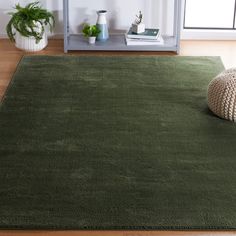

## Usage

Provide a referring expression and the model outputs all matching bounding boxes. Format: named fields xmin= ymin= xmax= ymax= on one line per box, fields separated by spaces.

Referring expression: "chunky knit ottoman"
xmin=208 ymin=68 xmax=236 ymax=122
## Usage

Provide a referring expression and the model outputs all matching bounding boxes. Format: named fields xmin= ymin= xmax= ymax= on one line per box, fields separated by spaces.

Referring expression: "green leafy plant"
xmin=6 ymin=2 xmax=55 ymax=44
xmin=82 ymin=24 xmax=101 ymax=37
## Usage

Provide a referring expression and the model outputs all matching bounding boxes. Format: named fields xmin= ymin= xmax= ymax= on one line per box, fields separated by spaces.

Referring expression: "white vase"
xmin=15 ymin=31 xmax=48 ymax=52
xmin=96 ymin=10 xmax=109 ymax=41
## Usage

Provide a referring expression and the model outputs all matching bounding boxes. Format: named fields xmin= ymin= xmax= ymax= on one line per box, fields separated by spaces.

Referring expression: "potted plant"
xmin=82 ymin=24 xmax=101 ymax=44
xmin=6 ymin=2 xmax=55 ymax=52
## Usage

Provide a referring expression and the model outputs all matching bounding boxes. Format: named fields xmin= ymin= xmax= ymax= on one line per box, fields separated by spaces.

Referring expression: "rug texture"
xmin=0 ymin=55 xmax=236 ymax=230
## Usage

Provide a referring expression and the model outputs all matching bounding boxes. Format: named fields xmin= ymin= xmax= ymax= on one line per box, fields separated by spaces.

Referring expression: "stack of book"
xmin=125 ymin=28 xmax=163 ymax=46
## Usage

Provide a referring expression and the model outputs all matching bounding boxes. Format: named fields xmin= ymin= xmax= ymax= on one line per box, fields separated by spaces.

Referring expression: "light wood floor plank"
xmin=0 ymin=231 xmax=236 ymax=236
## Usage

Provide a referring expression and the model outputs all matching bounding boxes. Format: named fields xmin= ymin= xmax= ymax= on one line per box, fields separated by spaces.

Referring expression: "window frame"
xmin=183 ymin=0 xmax=236 ymax=30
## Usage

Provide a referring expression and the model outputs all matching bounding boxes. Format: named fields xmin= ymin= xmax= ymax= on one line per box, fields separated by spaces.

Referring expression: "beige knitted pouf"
xmin=208 ymin=68 xmax=236 ymax=122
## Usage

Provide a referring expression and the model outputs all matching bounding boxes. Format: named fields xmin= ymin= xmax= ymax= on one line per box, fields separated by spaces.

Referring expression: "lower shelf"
xmin=64 ymin=34 xmax=179 ymax=53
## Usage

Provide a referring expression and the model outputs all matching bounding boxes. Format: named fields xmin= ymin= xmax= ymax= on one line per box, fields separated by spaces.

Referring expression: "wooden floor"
xmin=1 ymin=39 xmax=236 ymax=236
xmin=1 ymin=231 xmax=236 ymax=236
xmin=1 ymin=39 xmax=236 ymax=100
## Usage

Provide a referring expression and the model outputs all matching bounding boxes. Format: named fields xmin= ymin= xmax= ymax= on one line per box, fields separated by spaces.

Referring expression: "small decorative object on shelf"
xmin=125 ymin=27 xmax=162 ymax=46
xmin=82 ymin=24 xmax=101 ymax=45
xmin=131 ymin=11 xmax=145 ymax=34
xmin=96 ymin=10 xmax=109 ymax=41
xmin=6 ymin=2 xmax=55 ymax=52
xmin=126 ymin=28 xmax=160 ymax=40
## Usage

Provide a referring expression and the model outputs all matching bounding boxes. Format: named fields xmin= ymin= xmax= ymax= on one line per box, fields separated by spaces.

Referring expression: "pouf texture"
xmin=208 ymin=68 xmax=236 ymax=122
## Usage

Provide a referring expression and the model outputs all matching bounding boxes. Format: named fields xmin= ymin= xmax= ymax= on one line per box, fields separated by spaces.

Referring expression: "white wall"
xmin=0 ymin=0 xmax=174 ymax=37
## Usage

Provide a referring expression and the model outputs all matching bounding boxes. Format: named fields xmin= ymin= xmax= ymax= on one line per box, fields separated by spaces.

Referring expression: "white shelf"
xmin=66 ymin=34 xmax=178 ymax=51
xmin=63 ymin=0 xmax=182 ymax=53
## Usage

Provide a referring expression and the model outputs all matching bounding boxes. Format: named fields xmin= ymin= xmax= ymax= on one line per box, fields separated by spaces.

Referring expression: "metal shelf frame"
xmin=63 ymin=0 xmax=182 ymax=53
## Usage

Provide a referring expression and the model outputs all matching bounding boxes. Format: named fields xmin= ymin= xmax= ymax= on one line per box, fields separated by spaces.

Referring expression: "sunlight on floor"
xmin=180 ymin=40 xmax=236 ymax=69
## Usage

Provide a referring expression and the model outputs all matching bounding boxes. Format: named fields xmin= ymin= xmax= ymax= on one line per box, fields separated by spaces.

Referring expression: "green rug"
xmin=0 ymin=55 xmax=236 ymax=230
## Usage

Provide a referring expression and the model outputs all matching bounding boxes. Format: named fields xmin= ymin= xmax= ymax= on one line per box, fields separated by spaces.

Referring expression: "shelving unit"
xmin=63 ymin=0 xmax=182 ymax=53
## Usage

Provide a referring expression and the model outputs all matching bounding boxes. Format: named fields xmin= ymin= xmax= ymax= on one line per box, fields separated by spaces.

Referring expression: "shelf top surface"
xmin=66 ymin=34 xmax=177 ymax=51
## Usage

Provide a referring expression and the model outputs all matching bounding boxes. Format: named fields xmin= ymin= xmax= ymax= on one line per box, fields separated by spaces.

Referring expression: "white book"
xmin=125 ymin=35 xmax=164 ymax=46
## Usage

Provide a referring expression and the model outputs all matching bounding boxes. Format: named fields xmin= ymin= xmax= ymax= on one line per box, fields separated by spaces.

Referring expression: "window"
xmin=184 ymin=0 xmax=236 ymax=30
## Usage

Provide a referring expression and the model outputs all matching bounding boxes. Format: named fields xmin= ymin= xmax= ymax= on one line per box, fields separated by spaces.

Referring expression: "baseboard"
xmin=0 ymin=34 xmax=7 ymax=38
xmin=181 ymin=29 xmax=236 ymax=40
xmin=49 ymin=34 xmax=64 ymax=39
